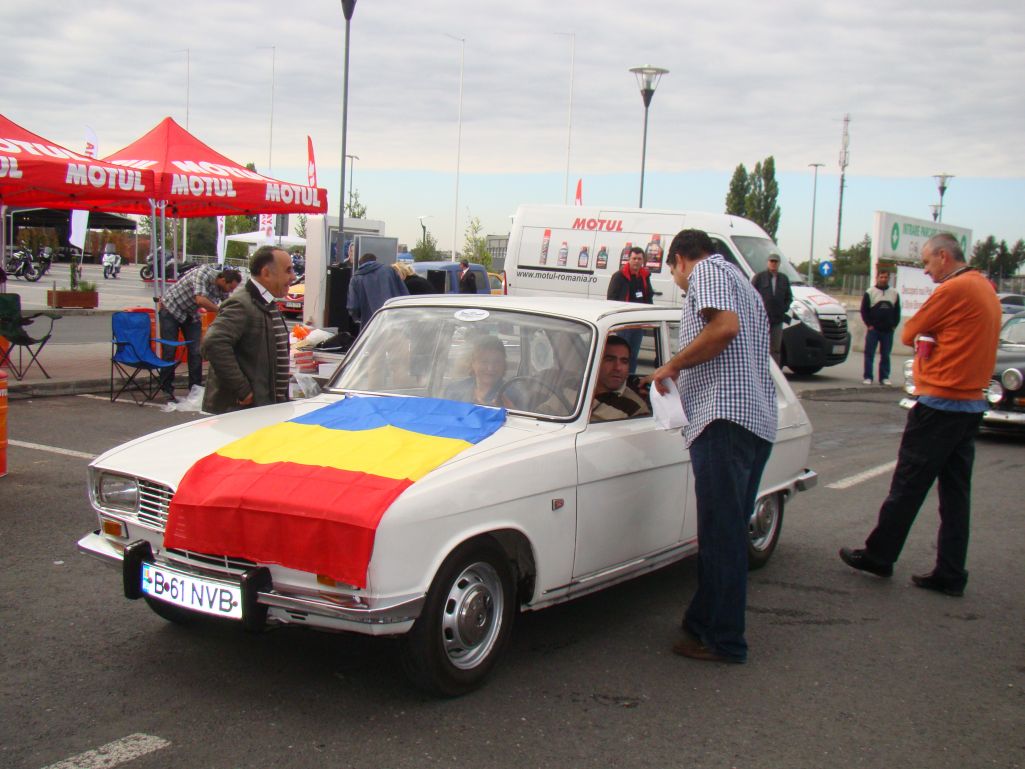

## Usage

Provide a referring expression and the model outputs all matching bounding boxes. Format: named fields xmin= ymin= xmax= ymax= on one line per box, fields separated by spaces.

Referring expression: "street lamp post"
xmin=629 ymin=65 xmax=668 ymax=208
xmin=929 ymin=204 xmax=942 ymax=222
xmin=345 ymin=154 xmax=359 ymax=215
xmin=445 ymin=34 xmax=465 ymax=261
xmin=933 ymin=173 xmax=954 ymax=223
xmin=808 ymin=162 xmax=824 ymax=284
xmin=338 ymin=0 xmax=357 ymax=262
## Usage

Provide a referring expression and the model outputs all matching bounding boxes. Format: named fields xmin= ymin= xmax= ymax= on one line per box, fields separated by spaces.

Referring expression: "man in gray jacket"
xmin=201 ymin=246 xmax=295 ymax=414
xmin=347 ymin=253 xmax=408 ymax=333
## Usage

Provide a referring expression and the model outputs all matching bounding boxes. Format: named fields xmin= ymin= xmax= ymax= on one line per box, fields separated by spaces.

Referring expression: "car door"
xmin=572 ymin=322 xmax=691 ymax=580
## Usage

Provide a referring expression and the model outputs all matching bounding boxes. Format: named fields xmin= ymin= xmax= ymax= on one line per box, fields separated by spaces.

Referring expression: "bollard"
xmin=0 ymin=370 xmax=8 ymax=478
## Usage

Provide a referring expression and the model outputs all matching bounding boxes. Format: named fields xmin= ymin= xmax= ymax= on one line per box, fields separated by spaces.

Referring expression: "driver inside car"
xmin=589 ymin=334 xmax=651 ymax=422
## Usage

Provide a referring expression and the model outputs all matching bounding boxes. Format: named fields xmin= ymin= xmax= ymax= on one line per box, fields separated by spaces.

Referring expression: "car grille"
xmin=820 ymin=315 xmax=848 ymax=343
xmin=137 ymin=480 xmax=173 ymax=529
xmin=165 ymin=548 xmax=258 ymax=575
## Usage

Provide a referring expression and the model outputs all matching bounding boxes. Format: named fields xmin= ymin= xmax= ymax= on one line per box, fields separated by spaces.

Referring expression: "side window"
xmin=591 ymin=325 xmax=659 ymax=423
xmin=710 ymin=237 xmax=742 ymax=271
xmin=667 ymin=320 xmax=681 ymax=356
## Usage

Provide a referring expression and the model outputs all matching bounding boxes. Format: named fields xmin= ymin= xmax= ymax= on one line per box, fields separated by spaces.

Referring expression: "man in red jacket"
xmin=606 ymin=246 xmax=654 ymax=373
xmin=839 ymin=233 xmax=1001 ymax=596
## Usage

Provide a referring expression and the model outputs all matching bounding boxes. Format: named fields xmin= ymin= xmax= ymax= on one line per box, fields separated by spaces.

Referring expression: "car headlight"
xmin=986 ymin=380 xmax=1004 ymax=405
xmin=1001 ymin=367 xmax=1023 ymax=392
xmin=789 ymin=300 xmax=821 ymax=333
xmin=97 ymin=473 xmax=139 ymax=512
xmin=903 ymin=359 xmax=915 ymax=394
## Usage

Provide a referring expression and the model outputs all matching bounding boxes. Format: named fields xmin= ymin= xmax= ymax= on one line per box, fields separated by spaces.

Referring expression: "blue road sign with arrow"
xmin=819 ymin=261 xmax=834 ymax=277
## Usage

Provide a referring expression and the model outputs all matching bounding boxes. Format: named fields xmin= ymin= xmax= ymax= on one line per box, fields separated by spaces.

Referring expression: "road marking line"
xmin=76 ymin=394 xmax=163 ymax=409
xmin=40 ymin=733 xmax=170 ymax=769
xmin=8 ymin=440 xmax=96 ymax=460
xmin=826 ymin=460 xmax=897 ymax=490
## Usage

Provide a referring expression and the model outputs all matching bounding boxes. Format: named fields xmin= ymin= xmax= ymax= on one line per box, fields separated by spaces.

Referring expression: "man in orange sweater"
xmin=839 ymin=233 xmax=1001 ymax=596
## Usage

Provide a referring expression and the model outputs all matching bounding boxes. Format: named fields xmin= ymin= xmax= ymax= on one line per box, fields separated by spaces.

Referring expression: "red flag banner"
xmin=164 ymin=397 xmax=506 ymax=588
xmin=306 ymin=136 xmax=317 ymax=188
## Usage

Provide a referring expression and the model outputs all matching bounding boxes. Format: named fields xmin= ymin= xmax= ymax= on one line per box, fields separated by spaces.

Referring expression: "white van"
xmin=505 ymin=204 xmax=850 ymax=374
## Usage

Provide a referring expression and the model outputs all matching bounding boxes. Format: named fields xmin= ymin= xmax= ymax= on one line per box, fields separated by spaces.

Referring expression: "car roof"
xmin=382 ymin=294 xmax=679 ymax=323
xmin=412 ymin=261 xmax=487 ymax=271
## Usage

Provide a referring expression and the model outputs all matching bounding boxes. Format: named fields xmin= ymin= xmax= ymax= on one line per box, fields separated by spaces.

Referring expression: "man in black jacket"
xmin=860 ymin=270 xmax=901 ymax=385
xmin=458 ymin=259 xmax=477 ymax=293
xmin=606 ymin=246 xmax=654 ymax=373
xmin=751 ymin=254 xmax=792 ymax=365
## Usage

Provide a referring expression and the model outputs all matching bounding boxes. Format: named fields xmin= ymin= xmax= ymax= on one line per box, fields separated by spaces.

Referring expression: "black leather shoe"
xmin=671 ymin=635 xmax=744 ymax=664
xmin=911 ymin=572 xmax=964 ymax=597
xmin=839 ymin=547 xmax=893 ymax=578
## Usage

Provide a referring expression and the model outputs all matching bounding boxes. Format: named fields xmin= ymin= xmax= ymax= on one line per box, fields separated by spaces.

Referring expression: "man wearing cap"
xmin=751 ymin=254 xmax=792 ymax=366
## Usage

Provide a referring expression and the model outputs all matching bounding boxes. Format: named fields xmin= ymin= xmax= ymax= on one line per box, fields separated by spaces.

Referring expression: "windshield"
xmin=1001 ymin=315 xmax=1025 ymax=345
xmin=330 ymin=306 xmax=594 ymax=418
xmin=732 ymin=235 xmax=804 ymax=284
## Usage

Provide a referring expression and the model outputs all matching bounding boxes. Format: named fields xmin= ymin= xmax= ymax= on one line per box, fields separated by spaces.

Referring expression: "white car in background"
xmin=78 ymin=296 xmax=817 ymax=696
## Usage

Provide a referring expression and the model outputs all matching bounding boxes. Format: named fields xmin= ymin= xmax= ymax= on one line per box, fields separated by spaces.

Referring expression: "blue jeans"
xmin=864 ymin=403 xmax=981 ymax=588
xmin=618 ymin=328 xmax=643 ymax=374
xmin=685 ymin=420 xmax=773 ymax=661
xmin=863 ymin=328 xmax=894 ymax=381
xmin=158 ymin=309 xmax=202 ymax=393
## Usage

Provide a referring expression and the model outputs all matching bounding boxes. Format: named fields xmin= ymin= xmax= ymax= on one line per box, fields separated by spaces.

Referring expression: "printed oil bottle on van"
xmin=539 ymin=228 xmax=551 ymax=265
xmin=596 ymin=245 xmax=608 ymax=270
xmin=557 ymin=241 xmax=569 ymax=267
xmin=577 ymin=245 xmax=589 ymax=268
xmin=619 ymin=241 xmax=633 ymax=268
xmin=646 ymin=234 xmax=663 ymax=273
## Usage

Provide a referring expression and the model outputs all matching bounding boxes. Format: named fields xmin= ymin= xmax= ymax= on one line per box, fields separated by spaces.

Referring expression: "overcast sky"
xmin=3 ymin=0 xmax=1023 ymax=261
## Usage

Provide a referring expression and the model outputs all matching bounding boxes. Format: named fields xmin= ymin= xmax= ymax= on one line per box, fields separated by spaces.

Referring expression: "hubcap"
xmin=440 ymin=561 xmax=504 ymax=670
xmin=749 ymin=495 xmax=779 ymax=552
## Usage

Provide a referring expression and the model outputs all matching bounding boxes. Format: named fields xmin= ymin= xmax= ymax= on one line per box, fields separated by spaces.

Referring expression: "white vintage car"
xmin=78 ymin=296 xmax=816 ymax=695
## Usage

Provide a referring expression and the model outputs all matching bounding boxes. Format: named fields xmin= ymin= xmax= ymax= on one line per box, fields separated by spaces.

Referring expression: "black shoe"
xmin=162 ymin=391 xmax=177 ymax=404
xmin=911 ymin=572 xmax=964 ymax=597
xmin=839 ymin=547 xmax=893 ymax=578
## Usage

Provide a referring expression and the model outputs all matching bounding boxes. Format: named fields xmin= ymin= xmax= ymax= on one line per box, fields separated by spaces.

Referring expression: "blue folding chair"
xmin=110 ymin=312 xmax=187 ymax=405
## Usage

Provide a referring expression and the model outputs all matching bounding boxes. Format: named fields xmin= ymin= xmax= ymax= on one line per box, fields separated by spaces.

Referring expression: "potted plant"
xmin=47 ymin=261 xmax=99 ymax=309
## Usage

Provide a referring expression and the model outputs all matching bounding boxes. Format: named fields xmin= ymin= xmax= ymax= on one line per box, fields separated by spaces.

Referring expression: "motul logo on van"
xmin=572 ymin=217 xmax=623 ymax=232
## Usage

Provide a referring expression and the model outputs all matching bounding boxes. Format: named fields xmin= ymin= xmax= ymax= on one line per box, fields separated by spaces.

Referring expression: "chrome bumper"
xmin=794 ymin=468 xmax=818 ymax=492
xmin=77 ymin=531 xmax=424 ymax=630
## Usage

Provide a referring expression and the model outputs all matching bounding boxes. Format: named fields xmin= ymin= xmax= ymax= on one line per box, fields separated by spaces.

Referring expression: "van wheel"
xmin=788 ymin=365 xmax=822 ymax=376
xmin=399 ymin=539 xmax=515 ymax=697
xmin=748 ymin=493 xmax=783 ymax=570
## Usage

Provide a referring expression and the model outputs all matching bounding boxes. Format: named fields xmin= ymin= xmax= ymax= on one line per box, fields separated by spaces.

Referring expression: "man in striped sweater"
xmin=840 ymin=233 xmax=1001 ymax=596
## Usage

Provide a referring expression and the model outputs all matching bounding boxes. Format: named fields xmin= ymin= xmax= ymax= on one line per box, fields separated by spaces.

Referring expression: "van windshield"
xmin=732 ymin=236 xmax=804 ymax=284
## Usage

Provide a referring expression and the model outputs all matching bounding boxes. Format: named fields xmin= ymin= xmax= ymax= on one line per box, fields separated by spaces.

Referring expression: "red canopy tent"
xmin=0 ymin=112 xmax=158 ymax=264
xmin=101 ymin=117 xmax=328 ymax=217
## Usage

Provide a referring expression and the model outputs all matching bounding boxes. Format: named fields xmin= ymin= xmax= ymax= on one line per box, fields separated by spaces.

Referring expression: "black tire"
xmin=748 ymin=493 xmax=783 ymax=570
xmin=788 ymin=365 xmax=822 ymax=376
xmin=144 ymin=596 xmax=198 ymax=625
xmin=399 ymin=538 xmax=515 ymax=697
xmin=103 ymin=266 xmax=112 ymax=279
xmin=23 ymin=263 xmax=42 ymax=282
xmin=140 ymin=265 xmax=153 ymax=280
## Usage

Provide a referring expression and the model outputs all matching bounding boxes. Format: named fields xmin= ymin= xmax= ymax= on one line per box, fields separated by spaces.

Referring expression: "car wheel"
xmin=144 ymin=596 xmax=198 ymax=625
xmin=748 ymin=493 xmax=783 ymax=570
xmin=399 ymin=538 xmax=515 ymax=697
xmin=788 ymin=365 xmax=822 ymax=376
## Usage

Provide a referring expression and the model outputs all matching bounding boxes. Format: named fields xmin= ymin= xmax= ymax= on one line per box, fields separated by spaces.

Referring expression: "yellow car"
xmin=488 ymin=271 xmax=505 ymax=295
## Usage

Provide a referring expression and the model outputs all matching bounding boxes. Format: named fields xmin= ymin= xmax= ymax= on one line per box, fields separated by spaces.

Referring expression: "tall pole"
xmin=182 ymin=48 xmax=190 ymax=262
xmin=268 ymin=46 xmax=276 ymax=173
xmin=808 ymin=162 xmax=824 ymax=284
xmin=338 ymin=0 xmax=356 ymax=263
xmin=557 ymin=32 xmax=575 ymax=204
xmin=834 ymin=113 xmax=850 ymax=259
xmin=639 ymin=105 xmax=650 ymax=208
xmin=446 ymin=34 xmax=465 ymax=261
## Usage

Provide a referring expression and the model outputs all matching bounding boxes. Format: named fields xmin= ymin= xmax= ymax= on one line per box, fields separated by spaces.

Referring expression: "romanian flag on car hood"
xmin=164 ymin=397 xmax=505 ymax=588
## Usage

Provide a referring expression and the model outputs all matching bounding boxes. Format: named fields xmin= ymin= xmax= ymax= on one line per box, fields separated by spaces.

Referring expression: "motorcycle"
xmin=101 ymin=244 xmax=122 ymax=279
xmin=5 ymin=246 xmax=41 ymax=281
xmin=140 ymin=250 xmax=199 ymax=281
xmin=33 ymin=246 xmax=53 ymax=277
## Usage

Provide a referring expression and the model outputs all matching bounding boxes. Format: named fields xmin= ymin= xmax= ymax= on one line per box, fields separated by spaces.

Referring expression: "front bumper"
xmin=77 ymin=532 xmax=423 ymax=635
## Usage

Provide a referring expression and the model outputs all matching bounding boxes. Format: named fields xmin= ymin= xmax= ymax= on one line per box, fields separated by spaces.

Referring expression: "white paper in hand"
xmin=650 ymin=378 xmax=688 ymax=430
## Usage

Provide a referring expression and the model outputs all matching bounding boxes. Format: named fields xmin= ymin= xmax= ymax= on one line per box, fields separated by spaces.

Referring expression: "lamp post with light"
xmin=345 ymin=154 xmax=359 ymax=215
xmin=808 ymin=162 xmax=824 ymax=284
xmin=933 ymin=173 xmax=953 ymax=223
xmin=338 ymin=0 xmax=356 ymax=259
xmin=629 ymin=65 xmax=668 ymax=208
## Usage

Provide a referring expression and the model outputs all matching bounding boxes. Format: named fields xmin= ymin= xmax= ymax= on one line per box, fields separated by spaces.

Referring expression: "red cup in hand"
xmin=916 ymin=335 xmax=936 ymax=359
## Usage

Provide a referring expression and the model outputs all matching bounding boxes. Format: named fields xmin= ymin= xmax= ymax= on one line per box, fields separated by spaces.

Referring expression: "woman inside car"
xmin=444 ymin=335 xmax=511 ymax=407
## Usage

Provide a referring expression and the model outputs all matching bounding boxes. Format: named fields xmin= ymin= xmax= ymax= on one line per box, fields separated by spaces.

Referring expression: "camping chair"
xmin=110 ymin=312 xmax=187 ymax=405
xmin=0 ymin=293 xmax=62 ymax=381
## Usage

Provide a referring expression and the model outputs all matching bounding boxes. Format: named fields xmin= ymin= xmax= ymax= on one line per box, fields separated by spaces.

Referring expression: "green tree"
xmin=294 ymin=214 xmax=308 ymax=239
xmin=224 ymin=214 xmax=257 ymax=262
xmin=345 ymin=188 xmax=367 ymax=219
xmin=411 ymin=230 xmax=440 ymax=261
xmin=831 ymin=234 xmax=871 ymax=278
xmin=971 ymin=235 xmax=1025 ymax=280
xmin=725 ymin=164 xmax=749 ymax=216
xmin=744 ymin=157 xmax=781 ymax=241
xmin=463 ymin=214 xmax=491 ymax=269
xmin=186 ymin=217 xmax=217 ymax=256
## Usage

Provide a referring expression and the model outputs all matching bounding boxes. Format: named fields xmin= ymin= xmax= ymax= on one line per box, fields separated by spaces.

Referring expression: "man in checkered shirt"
xmin=158 ymin=264 xmax=242 ymax=401
xmin=647 ymin=229 xmax=777 ymax=665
